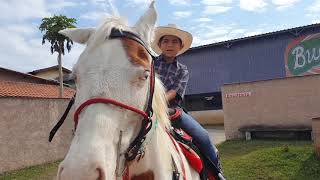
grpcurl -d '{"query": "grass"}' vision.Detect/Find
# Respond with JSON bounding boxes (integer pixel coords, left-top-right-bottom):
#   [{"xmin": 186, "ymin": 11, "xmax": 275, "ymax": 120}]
[
  {"xmin": 1, "ymin": 140, "xmax": 319, "ymax": 180},
  {"xmin": 0, "ymin": 161, "xmax": 60, "ymax": 180},
  {"xmin": 218, "ymin": 140, "xmax": 320, "ymax": 180}
]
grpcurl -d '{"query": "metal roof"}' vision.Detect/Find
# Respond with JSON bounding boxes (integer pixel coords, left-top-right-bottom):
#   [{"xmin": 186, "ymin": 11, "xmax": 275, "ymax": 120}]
[{"xmin": 189, "ymin": 23, "xmax": 320, "ymax": 51}]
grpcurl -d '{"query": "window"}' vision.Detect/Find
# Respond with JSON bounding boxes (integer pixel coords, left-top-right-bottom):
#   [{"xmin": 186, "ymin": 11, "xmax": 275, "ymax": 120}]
[{"xmin": 184, "ymin": 92, "xmax": 222, "ymax": 111}]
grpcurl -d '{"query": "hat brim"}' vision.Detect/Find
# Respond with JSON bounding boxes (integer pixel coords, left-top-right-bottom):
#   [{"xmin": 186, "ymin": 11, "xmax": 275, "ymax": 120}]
[{"xmin": 151, "ymin": 27, "xmax": 193, "ymax": 56}]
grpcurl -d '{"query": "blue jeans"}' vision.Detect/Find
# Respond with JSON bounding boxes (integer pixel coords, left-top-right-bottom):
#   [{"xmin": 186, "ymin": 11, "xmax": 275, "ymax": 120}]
[{"xmin": 179, "ymin": 111, "xmax": 219, "ymax": 167}]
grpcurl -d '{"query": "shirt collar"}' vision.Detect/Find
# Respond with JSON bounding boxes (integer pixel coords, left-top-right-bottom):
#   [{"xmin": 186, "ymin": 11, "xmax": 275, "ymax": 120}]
[{"xmin": 159, "ymin": 55, "xmax": 178, "ymax": 66}]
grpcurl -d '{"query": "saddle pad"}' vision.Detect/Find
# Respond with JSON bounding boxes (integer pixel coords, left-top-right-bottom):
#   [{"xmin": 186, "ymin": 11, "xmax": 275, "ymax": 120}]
[{"xmin": 177, "ymin": 141, "xmax": 203, "ymax": 173}]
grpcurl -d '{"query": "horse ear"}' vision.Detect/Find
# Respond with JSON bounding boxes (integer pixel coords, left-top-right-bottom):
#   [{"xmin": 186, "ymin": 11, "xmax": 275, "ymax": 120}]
[
  {"xmin": 134, "ymin": 1, "xmax": 157, "ymax": 44},
  {"xmin": 59, "ymin": 28, "xmax": 95, "ymax": 44}
]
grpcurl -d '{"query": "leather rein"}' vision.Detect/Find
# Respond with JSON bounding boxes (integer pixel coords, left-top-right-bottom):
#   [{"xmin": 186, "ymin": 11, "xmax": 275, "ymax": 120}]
[{"xmin": 49, "ymin": 28, "xmax": 156, "ymax": 162}]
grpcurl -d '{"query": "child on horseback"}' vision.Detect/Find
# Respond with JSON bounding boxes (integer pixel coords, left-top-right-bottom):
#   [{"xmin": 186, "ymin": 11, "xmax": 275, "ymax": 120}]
[{"xmin": 151, "ymin": 24, "xmax": 223, "ymax": 176}]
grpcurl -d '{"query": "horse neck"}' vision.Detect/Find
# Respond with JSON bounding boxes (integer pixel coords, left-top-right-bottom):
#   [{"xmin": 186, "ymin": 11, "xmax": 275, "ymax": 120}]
[{"xmin": 129, "ymin": 122, "xmax": 174, "ymax": 179}]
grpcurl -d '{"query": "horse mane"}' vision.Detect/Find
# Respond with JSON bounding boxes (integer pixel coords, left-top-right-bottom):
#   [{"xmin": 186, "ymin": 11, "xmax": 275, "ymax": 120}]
[{"xmin": 152, "ymin": 77, "xmax": 170, "ymax": 129}]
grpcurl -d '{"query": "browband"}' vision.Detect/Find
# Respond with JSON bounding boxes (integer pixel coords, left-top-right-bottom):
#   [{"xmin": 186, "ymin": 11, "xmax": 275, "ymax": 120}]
[{"xmin": 109, "ymin": 28, "xmax": 156, "ymax": 58}]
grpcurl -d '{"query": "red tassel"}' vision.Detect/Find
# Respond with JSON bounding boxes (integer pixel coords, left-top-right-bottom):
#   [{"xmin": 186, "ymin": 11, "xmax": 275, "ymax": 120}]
[{"xmin": 123, "ymin": 166, "xmax": 130, "ymax": 180}]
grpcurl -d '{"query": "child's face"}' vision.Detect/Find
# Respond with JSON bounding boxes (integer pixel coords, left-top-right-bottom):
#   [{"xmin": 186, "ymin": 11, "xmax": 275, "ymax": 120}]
[{"xmin": 158, "ymin": 35, "xmax": 183, "ymax": 58}]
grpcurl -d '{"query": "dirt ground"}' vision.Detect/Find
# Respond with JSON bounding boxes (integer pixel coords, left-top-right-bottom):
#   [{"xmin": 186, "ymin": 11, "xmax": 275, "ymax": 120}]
[{"xmin": 204, "ymin": 125, "xmax": 226, "ymax": 145}]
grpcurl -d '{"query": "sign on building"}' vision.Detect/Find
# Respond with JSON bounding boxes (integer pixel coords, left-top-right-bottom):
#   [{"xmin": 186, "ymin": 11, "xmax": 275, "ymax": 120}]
[
  {"xmin": 225, "ymin": 92, "xmax": 252, "ymax": 98},
  {"xmin": 285, "ymin": 33, "xmax": 320, "ymax": 76}
]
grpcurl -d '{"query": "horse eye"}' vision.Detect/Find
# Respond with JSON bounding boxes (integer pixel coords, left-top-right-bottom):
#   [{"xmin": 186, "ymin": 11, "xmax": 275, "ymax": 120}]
[{"xmin": 144, "ymin": 70, "xmax": 150, "ymax": 80}]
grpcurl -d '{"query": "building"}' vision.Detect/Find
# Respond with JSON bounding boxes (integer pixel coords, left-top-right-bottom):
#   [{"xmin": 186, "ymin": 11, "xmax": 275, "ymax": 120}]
[
  {"xmin": 29, "ymin": 65, "xmax": 75, "ymax": 87},
  {"xmin": 180, "ymin": 23, "xmax": 320, "ymax": 139},
  {"xmin": 29, "ymin": 65, "xmax": 72, "ymax": 80},
  {"xmin": 0, "ymin": 80, "xmax": 75, "ymax": 173},
  {"xmin": 0, "ymin": 67, "xmax": 76, "ymax": 173},
  {"xmin": 0, "ymin": 67, "xmax": 59, "ymax": 85}
]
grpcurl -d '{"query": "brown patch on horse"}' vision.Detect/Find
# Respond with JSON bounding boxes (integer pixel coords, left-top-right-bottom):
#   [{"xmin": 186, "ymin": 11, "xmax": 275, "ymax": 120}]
[
  {"xmin": 131, "ymin": 170, "xmax": 154, "ymax": 180},
  {"xmin": 121, "ymin": 38, "xmax": 151, "ymax": 70}
]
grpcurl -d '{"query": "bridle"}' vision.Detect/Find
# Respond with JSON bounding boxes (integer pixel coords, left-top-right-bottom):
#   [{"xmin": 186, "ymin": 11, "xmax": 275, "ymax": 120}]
[{"xmin": 49, "ymin": 28, "xmax": 156, "ymax": 163}]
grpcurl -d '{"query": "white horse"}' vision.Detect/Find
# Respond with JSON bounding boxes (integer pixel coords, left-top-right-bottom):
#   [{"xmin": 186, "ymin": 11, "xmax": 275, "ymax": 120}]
[{"xmin": 57, "ymin": 2, "xmax": 200, "ymax": 180}]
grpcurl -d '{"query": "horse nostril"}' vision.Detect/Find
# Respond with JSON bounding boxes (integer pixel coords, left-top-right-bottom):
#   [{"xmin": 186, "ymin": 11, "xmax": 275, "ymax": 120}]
[{"xmin": 96, "ymin": 167, "xmax": 106, "ymax": 180}]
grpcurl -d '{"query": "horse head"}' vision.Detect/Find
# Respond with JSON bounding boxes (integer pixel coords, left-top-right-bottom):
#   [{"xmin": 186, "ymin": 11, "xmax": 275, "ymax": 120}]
[{"xmin": 55, "ymin": 2, "xmax": 168, "ymax": 180}]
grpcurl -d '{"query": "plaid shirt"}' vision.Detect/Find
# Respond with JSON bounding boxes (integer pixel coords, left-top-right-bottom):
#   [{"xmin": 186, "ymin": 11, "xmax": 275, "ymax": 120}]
[{"xmin": 154, "ymin": 55, "xmax": 189, "ymax": 108}]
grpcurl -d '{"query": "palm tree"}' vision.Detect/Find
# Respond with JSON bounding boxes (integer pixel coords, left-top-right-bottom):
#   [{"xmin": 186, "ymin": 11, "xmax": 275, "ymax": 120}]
[{"xmin": 39, "ymin": 15, "xmax": 76, "ymax": 98}]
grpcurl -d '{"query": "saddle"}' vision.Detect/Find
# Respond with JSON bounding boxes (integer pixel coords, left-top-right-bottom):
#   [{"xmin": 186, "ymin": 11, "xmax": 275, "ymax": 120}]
[{"xmin": 168, "ymin": 108, "xmax": 223, "ymax": 180}]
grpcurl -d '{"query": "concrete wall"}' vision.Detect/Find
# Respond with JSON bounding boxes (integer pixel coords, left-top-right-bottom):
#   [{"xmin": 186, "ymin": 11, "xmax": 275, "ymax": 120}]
[
  {"xmin": 222, "ymin": 74, "xmax": 320, "ymax": 140},
  {"xmin": 189, "ymin": 110, "xmax": 224, "ymax": 125},
  {"xmin": 0, "ymin": 98, "xmax": 74, "ymax": 173}
]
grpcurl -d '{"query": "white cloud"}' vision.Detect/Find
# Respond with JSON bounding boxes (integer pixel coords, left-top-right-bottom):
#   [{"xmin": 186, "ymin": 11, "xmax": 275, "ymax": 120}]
[
  {"xmin": 201, "ymin": 26, "xmax": 230, "ymax": 39},
  {"xmin": 229, "ymin": 28, "xmax": 247, "ymax": 36},
  {"xmin": 48, "ymin": 1, "xmax": 83, "ymax": 10},
  {"xmin": 125, "ymin": 0, "xmax": 153, "ymax": 7},
  {"xmin": 0, "ymin": 24, "xmax": 83, "ymax": 72},
  {"xmin": 80, "ymin": 11, "xmax": 110, "ymax": 21},
  {"xmin": 6, "ymin": 24, "xmax": 36, "ymax": 35},
  {"xmin": 127, "ymin": 0, "xmax": 150, "ymax": 4},
  {"xmin": 173, "ymin": 11, "xmax": 192, "ymax": 19},
  {"xmin": 191, "ymin": 23, "xmax": 233, "ymax": 46},
  {"xmin": 312, "ymin": 19, "xmax": 320, "ymax": 24},
  {"xmin": 86, "ymin": 0, "xmax": 119, "ymax": 16},
  {"xmin": 193, "ymin": 35, "xmax": 231, "ymax": 46},
  {"xmin": 306, "ymin": 0, "xmax": 320, "ymax": 15},
  {"xmin": 0, "ymin": 0, "xmax": 49, "ymax": 21},
  {"xmin": 306, "ymin": 0, "xmax": 320, "ymax": 23},
  {"xmin": 190, "ymin": 22, "xmax": 279, "ymax": 47},
  {"xmin": 271, "ymin": 0, "xmax": 300, "ymax": 10},
  {"xmin": 201, "ymin": 0, "xmax": 232, "ymax": 15},
  {"xmin": 201, "ymin": 0, "xmax": 233, "ymax": 5},
  {"xmin": 204, "ymin": 5, "xmax": 232, "ymax": 15},
  {"xmin": 239, "ymin": 0, "xmax": 268, "ymax": 12},
  {"xmin": 272, "ymin": 0, "xmax": 299, "ymax": 6},
  {"xmin": 196, "ymin": 18, "xmax": 213, "ymax": 22},
  {"xmin": 88, "ymin": 0, "xmax": 115, "ymax": 4},
  {"xmin": 244, "ymin": 30, "xmax": 264, "ymax": 37},
  {"xmin": 168, "ymin": 0, "xmax": 191, "ymax": 6},
  {"xmin": 0, "ymin": 0, "xmax": 88, "ymax": 72},
  {"xmin": 89, "ymin": 0, "xmax": 108, "ymax": 3}
]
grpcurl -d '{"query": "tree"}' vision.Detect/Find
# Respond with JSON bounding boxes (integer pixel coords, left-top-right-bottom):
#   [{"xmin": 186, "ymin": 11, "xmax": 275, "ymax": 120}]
[{"xmin": 39, "ymin": 15, "xmax": 76, "ymax": 98}]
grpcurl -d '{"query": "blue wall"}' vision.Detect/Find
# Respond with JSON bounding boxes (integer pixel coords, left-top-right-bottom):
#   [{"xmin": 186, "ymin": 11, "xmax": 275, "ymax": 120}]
[{"xmin": 180, "ymin": 26, "xmax": 320, "ymax": 95}]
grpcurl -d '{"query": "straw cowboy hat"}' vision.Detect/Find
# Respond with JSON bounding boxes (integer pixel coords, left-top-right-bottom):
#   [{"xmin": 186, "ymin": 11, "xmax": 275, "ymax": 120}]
[{"xmin": 152, "ymin": 24, "xmax": 193, "ymax": 56}]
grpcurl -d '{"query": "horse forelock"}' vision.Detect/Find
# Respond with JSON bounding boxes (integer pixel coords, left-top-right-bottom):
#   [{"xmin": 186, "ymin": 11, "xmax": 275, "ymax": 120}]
[{"xmin": 86, "ymin": 17, "xmax": 131, "ymax": 49}]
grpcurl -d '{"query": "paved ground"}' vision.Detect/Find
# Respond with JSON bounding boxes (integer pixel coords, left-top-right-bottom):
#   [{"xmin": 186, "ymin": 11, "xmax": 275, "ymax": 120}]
[{"xmin": 204, "ymin": 125, "xmax": 226, "ymax": 145}]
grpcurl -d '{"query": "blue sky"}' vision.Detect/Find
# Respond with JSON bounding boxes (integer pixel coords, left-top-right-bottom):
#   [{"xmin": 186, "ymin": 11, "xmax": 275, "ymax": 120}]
[{"xmin": 0, "ymin": 0, "xmax": 319, "ymax": 72}]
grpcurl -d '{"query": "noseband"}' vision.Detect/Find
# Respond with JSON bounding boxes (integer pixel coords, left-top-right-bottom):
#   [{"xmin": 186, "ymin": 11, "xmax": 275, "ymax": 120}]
[{"xmin": 49, "ymin": 28, "xmax": 156, "ymax": 162}]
